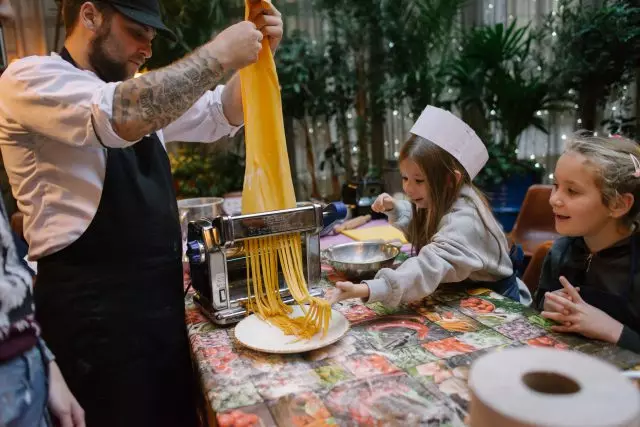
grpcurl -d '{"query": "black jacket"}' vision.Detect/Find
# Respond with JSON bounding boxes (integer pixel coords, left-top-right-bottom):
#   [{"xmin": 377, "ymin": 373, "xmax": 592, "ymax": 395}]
[{"xmin": 534, "ymin": 232, "xmax": 640, "ymax": 353}]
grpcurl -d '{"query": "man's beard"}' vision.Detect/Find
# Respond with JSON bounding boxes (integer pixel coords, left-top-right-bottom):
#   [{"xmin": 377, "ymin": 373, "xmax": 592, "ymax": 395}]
[{"xmin": 88, "ymin": 29, "xmax": 129, "ymax": 83}]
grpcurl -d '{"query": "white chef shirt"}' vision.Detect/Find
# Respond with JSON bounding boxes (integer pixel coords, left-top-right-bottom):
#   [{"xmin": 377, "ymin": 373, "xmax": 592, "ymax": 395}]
[{"xmin": 0, "ymin": 53, "xmax": 241, "ymax": 260}]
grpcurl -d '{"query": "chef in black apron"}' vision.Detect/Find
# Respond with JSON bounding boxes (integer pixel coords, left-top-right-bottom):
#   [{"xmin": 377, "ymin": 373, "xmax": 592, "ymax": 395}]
[
  {"xmin": 0, "ymin": 0, "xmax": 284, "ymax": 426},
  {"xmin": 36, "ymin": 46, "xmax": 195, "ymax": 425}
]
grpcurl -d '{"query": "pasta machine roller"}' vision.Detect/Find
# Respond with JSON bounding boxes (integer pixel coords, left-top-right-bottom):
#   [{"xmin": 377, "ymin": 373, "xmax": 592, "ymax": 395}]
[{"xmin": 186, "ymin": 202, "xmax": 346, "ymax": 325}]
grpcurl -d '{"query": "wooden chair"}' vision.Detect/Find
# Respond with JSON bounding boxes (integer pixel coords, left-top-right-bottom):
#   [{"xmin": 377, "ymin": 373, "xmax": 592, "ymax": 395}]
[
  {"xmin": 509, "ymin": 185, "xmax": 559, "ymax": 258},
  {"xmin": 522, "ymin": 240, "xmax": 554, "ymax": 296}
]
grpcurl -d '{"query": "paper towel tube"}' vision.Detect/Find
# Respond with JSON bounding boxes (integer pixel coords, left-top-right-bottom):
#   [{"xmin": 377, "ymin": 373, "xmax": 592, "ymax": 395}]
[{"xmin": 468, "ymin": 347, "xmax": 640, "ymax": 427}]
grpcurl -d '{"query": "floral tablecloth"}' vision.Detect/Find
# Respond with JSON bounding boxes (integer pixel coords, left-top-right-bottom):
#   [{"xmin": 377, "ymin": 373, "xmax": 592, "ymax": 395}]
[{"xmin": 185, "ymin": 268, "xmax": 640, "ymax": 427}]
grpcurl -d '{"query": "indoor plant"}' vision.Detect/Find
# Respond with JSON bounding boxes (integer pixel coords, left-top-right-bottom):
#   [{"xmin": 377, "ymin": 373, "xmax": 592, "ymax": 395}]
[
  {"xmin": 551, "ymin": 0, "xmax": 640, "ymax": 133},
  {"xmin": 448, "ymin": 21, "xmax": 568, "ymax": 230},
  {"xmin": 275, "ymin": 30, "xmax": 333, "ymax": 199},
  {"xmin": 169, "ymin": 144, "xmax": 245, "ymax": 199}
]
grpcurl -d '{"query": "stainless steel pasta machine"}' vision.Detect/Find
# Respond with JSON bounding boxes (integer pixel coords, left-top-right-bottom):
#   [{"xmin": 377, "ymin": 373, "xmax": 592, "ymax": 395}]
[{"xmin": 186, "ymin": 202, "xmax": 346, "ymax": 325}]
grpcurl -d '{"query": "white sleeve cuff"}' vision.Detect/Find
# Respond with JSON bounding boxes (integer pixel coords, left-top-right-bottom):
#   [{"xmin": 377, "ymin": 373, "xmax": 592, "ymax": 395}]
[
  {"xmin": 161, "ymin": 85, "xmax": 244, "ymax": 143},
  {"xmin": 91, "ymin": 82, "xmax": 141, "ymax": 148},
  {"xmin": 210, "ymin": 85, "xmax": 243, "ymax": 137},
  {"xmin": 364, "ymin": 278, "xmax": 390, "ymax": 304}
]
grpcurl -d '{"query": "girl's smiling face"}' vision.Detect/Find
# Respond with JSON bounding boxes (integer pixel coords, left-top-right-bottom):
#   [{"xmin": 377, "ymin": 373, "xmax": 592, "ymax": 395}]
[
  {"xmin": 400, "ymin": 159, "xmax": 429, "ymax": 208},
  {"xmin": 550, "ymin": 152, "xmax": 615, "ymax": 237}
]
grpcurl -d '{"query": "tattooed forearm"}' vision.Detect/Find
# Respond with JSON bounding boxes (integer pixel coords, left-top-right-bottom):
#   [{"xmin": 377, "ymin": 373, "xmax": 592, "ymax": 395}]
[{"xmin": 111, "ymin": 48, "xmax": 225, "ymax": 141}]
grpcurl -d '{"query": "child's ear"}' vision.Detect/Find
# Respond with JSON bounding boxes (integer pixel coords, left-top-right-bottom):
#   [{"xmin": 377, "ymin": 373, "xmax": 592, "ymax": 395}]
[
  {"xmin": 453, "ymin": 170, "xmax": 463, "ymax": 185},
  {"xmin": 610, "ymin": 193, "xmax": 635, "ymax": 219}
]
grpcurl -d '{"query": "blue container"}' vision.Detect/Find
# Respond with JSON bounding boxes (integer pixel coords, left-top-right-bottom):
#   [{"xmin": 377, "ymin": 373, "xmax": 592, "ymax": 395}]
[{"xmin": 483, "ymin": 173, "xmax": 536, "ymax": 233}]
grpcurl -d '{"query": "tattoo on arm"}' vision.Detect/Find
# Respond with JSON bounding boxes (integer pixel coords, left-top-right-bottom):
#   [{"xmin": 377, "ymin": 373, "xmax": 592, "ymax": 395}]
[{"xmin": 112, "ymin": 49, "xmax": 224, "ymax": 141}]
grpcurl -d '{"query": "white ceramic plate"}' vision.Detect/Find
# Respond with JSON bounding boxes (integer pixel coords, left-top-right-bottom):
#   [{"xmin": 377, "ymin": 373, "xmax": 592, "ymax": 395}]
[{"xmin": 234, "ymin": 306, "xmax": 350, "ymax": 354}]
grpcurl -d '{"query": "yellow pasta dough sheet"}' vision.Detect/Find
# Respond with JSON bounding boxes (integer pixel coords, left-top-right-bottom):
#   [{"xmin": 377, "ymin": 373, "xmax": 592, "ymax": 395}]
[{"xmin": 340, "ymin": 224, "xmax": 408, "ymax": 244}]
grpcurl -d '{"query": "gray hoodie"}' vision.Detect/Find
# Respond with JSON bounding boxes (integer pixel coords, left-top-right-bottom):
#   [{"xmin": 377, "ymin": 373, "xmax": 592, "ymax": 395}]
[{"xmin": 365, "ymin": 185, "xmax": 532, "ymax": 307}]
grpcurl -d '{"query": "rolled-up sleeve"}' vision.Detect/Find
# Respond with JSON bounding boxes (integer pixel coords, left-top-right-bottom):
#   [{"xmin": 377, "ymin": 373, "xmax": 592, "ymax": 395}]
[
  {"xmin": 0, "ymin": 55, "xmax": 139, "ymax": 148},
  {"xmin": 162, "ymin": 85, "xmax": 243, "ymax": 143}
]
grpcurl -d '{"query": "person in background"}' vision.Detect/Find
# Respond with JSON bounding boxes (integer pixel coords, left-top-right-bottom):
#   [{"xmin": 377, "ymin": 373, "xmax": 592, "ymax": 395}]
[
  {"xmin": 0, "ymin": 3, "xmax": 85, "ymax": 427},
  {"xmin": 0, "ymin": 0, "xmax": 283, "ymax": 425},
  {"xmin": 327, "ymin": 106, "xmax": 532, "ymax": 307},
  {"xmin": 537, "ymin": 133, "xmax": 640, "ymax": 353}
]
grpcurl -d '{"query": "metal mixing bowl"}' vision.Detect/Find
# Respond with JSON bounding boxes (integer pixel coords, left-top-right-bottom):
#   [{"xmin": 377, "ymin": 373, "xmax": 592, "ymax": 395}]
[{"xmin": 322, "ymin": 241, "xmax": 400, "ymax": 281}]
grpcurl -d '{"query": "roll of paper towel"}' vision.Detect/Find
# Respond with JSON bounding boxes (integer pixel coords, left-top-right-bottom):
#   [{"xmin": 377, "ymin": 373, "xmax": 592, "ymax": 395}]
[{"xmin": 468, "ymin": 347, "xmax": 640, "ymax": 427}]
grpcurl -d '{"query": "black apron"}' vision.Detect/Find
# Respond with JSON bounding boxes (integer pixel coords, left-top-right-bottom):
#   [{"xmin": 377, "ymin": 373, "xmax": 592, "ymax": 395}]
[
  {"xmin": 558, "ymin": 234, "xmax": 639, "ymax": 331},
  {"xmin": 34, "ymin": 48, "xmax": 197, "ymax": 427}
]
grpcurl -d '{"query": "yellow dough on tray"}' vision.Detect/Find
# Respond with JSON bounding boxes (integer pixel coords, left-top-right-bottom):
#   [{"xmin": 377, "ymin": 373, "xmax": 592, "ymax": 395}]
[{"xmin": 340, "ymin": 224, "xmax": 408, "ymax": 244}]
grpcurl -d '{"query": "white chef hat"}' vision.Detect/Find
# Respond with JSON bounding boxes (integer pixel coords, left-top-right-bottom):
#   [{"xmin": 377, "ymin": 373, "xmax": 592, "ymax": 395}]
[{"xmin": 409, "ymin": 106, "xmax": 489, "ymax": 180}]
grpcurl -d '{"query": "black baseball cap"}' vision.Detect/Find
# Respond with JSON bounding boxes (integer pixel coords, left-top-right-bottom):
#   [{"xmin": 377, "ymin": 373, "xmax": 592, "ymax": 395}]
[{"xmin": 105, "ymin": 0, "xmax": 177, "ymax": 42}]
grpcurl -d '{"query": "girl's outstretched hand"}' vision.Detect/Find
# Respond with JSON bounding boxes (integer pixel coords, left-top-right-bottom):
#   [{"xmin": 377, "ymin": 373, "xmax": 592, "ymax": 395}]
[{"xmin": 325, "ymin": 281, "xmax": 370, "ymax": 304}]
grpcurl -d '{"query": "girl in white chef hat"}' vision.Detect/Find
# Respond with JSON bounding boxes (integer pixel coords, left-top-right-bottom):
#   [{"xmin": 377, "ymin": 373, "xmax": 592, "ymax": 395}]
[{"xmin": 327, "ymin": 106, "xmax": 532, "ymax": 307}]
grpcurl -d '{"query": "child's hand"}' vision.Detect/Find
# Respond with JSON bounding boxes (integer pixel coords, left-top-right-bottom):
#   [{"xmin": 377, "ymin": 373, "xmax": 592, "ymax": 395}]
[
  {"xmin": 372, "ymin": 193, "xmax": 395, "ymax": 213},
  {"xmin": 325, "ymin": 281, "xmax": 370, "ymax": 304},
  {"xmin": 541, "ymin": 276, "xmax": 624, "ymax": 344},
  {"xmin": 543, "ymin": 287, "xmax": 580, "ymax": 315}
]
